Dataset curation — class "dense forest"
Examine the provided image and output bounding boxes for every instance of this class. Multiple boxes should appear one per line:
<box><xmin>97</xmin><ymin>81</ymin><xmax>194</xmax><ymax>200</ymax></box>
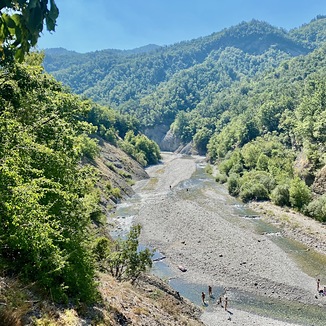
<box><xmin>43</xmin><ymin>16</ymin><xmax>326</xmax><ymax>222</ymax></box>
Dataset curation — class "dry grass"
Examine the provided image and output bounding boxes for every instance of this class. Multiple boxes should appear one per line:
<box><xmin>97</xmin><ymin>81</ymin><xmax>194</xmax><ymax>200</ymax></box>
<box><xmin>0</xmin><ymin>278</ymin><xmax>33</xmax><ymax>325</ymax></box>
<box><xmin>0</xmin><ymin>309</ymin><xmax>22</xmax><ymax>326</ymax></box>
<box><xmin>158</xmin><ymin>296</ymin><xmax>180</xmax><ymax>318</ymax></box>
<box><xmin>0</xmin><ymin>272</ymin><xmax>203</xmax><ymax>326</ymax></box>
<box><xmin>98</xmin><ymin>273</ymin><xmax>204</xmax><ymax>326</ymax></box>
<box><xmin>132</xmin><ymin>306</ymin><xmax>150</xmax><ymax>315</ymax></box>
<box><xmin>155</xmin><ymin>168</ymin><xmax>165</xmax><ymax>174</ymax></box>
<box><xmin>0</xmin><ymin>276</ymin><xmax>109</xmax><ymax>326</ymax></box>
<box><xmin>142</xmin><ymin>177</ymin><xmax>158</xmax><ymax>190</ymax></box>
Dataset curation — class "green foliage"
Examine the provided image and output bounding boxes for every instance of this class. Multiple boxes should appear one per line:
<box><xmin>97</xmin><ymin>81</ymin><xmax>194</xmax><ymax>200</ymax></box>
<box><xmin>289</xmin><ymin>16</ymin><xmax>326</xmax><ymax>49</ymax></box>
<box><xmin>0</xmin><ymin>56</ymin><xmax>99</xmax><ymax>302</ymax></box>
<box><xmin>80</xmin><ymin>136</ymin><xmax>99</xmax><ymax>159</ymax></box>
<box><xmin>104</xmin><ymin>181</ymin><xmax>121</xmax><ymax>202</ymax></box>
<box><xmin>193</xmin><ymin>127</ymin><xmax>212</xmax><ymax>154</ymax></box>
<box><xmin>111</xmin><ymin>187</ymin><xmax>121</xmax><ymax>200</ymax></box>
<box><xmin>244</xmin><ymin>171</ymin><xmax>276</xmax><ymax>192</ymax></box>
<box><xmin>270</xmin><ymin>184</ymin><xmax>290</xmax><ymax>207</ymax></box>
<box><xmin>219</xmin><ymin>150</ymin><xmax>243</xmax><ymax>176</ymax></box>
<box><xmin>219</xmin><ymin>134</ymin><xmax>297</xmax><ymax>206</ymax></box>
<box><xmin>238</xmin><ymin>171</ymin><xmax>274</xmax><ymax>202</ymax></box>
<box><xmin>204</xmin><ymin>164</ymin><xmax>213</xmax><ymax>175</ymax></box>
<box><xmin>86</xmin><ymin>104</ymin><xmax>141</xmax><ymax>144</ymax></box>
<box><xmin>171</xmin><ymin>111</ymin><xmax>196</xmax><ymax>143</ymax></box>
<box><xmin>43</xmin><ymin>19</ymin><xmax>306</xmax><ymax>128</ymax></box>
<box><xmin>0</xmin><ymin>0</ymin><xmax>59</xmax><ymax>62</ymax></box>
<box><xmin>93</xmin><ymin>237</ymin><xmax>111</xmax><ymax>265</ymax></box>
<box><xmin>94</xmin><ymin>225</ymin><xmax>153</xmax><ymax>283</ymax></box>
<box><xmin>119</xmin><ymin>131</ymin><xmax>161</xmax><ymax>167</ymax></box>
<box><xmin>305</xmin><ymin>194</ymin><xmax>326</xmax><ymax>222</ymax></box>
<box><xmin>289</xmin><ymin>177</ymin><xmax>312</xmax><ymax>211</ymax></box>
<box><xmin>118</xmin><ymin>169</ymin><xmax>132</xmax><ymax>179</ymax></box>
<box><xmin>227</xmin><ymin>174</ymin><xmax>240</xmax><ymax>196</ymax></box>
<box><xmin>239</xmin><ymin>181</ymin><xmax>269</xmax><ymax>203</ymax></box>
<box><xmin>215</xmin><ymin>172</ymin><xmax>227</xmax><ymax>184</ymax></box>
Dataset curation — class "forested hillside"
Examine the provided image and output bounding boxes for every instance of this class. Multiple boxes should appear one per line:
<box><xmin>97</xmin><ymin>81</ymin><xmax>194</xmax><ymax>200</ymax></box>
<box><xmin>43</xmin><ymin>16</ymin><xmax>326</xmax><ymax>223</ymax></box>
<box><xmin>0</xmin><ymin>51</ymin><xmax>161</xmax><ymax>324</ymax></box>
<box><xmin>0</xmin><ymin>2</ymin><xmax>163</xmax><ymax>322</ymax></box>
<box><xmin>0</xmin><ymin>50</ymin><xmax>160</xmax><ymax>300</ymax></box>
<box><xmin>44</xmin><ymin>19</ymin><xmax>311</xmax><ymax>112</ymax></box>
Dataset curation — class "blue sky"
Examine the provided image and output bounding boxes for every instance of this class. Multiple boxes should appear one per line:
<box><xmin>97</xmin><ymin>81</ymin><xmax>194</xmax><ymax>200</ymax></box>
<box><xmin>37</xmin><ymin>0</ymin><xmax>326</xmax><ymax>53</ymax></box>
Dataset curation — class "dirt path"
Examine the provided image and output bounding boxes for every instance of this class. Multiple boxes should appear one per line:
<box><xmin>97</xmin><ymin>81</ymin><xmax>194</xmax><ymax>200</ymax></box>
<box><xmin>133</xmin><ymin>153</ymin><xmax>326</xmax><ymax>325</ymax></box>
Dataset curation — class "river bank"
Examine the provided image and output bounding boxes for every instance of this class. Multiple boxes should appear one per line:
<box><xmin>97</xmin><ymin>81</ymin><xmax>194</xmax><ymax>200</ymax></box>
<box><xmin>131</xmin><ymin>152</ymin><xmax>326</xmax><ymax>325</ymax></box>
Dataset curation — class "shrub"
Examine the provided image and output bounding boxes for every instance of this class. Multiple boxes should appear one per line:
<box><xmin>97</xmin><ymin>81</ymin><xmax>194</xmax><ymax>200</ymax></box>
<box><xmin>229</xmin><ymin>162</ymin><xmax>244</xmax><ymax>175</ymax></box>
<box><xmin>215</xmin><ymin>172</ymin><xmax>227</xmax><ymax>184</ymax></box>
<box><xmin>241</xmin><ymin>171</ymin><xmax>276</xmax><ymax>193</ymax></box>
<box><xmin>305</xmin><ymin>194</ymin><xmax>326</xmax><ymax>222</ymax></box>
<box><xmin>219</xmin><ymin>159</ymin><xmax>233</xmax><ymax>176</ymax></box>
<box><xmin>205</xmin><ymin>164</ymin><xmax>213</xmax><ymax>174</ymax></box>
<box><xmin>120</xmin><ymin>131</ymin><xmax>161</xmax><ymax>167</ymax></box>
<box><xmin>239</xmin><ymin>181</ymin><xmax>269</xmax><ymax>203</ymax></box>
<box><xmin>219</xmin><ymin>150</ymin><xmax>243</xmax><ymax>176</ymax></box>
<box><xmin>289</xmin><ymin>177</ymin><xmax>312</xmax><ymax>211</ymax></box>
<box><xmin>95</xmin><ymin>225</ymin><xmax>154</xmax><ymax>284</ymax></box>
<box><xmin>118</xmin><ymin>170</ymin><xmax>132</xmax><ymax>179</ymax></box>
<box><xmin>104</xmin><ymin>127</ymin><xmax>117</xmax><ymax>145</ymax></box>
<box><xmin>111</xmin><ymin>187</ymin><xmax>121</xmax><ymax>200</ymax></box>
<box><xmin>227</xmin><ymin>174</ymin><xmax>240</xmax><ymax>196</ymax></box>
<box><xmin>81</xmin><ymin>136</ymin><xmax>99</xmax><ymax>159</ymax></box>
<box><xmin>256</xmin><ymin>153</ymin><xmax>269</xmax><ymax>171</ymax></box>
<box><xmin>270</xmin><ymin>184</ymin><xmax>290</xmax><ymax>207</ymax></box>
<box><xmin>93</xmin><ymin>237</ymin><xmax>111</xmax><ymax>271</ymax></box>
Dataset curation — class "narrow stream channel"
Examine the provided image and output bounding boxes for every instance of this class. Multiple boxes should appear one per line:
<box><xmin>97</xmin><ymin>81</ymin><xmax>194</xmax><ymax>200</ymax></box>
<box><xmin>110</xmin><ymin>158</ymin><xmax>326</xmax><ymax>326</ymax></box>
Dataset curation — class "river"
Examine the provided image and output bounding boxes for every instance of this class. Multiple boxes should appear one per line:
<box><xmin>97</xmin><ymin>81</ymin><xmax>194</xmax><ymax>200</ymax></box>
<box><xmin>110</xmin><ymin>153</ymin><xmax>326</xmax><ymax>326</ymax></box>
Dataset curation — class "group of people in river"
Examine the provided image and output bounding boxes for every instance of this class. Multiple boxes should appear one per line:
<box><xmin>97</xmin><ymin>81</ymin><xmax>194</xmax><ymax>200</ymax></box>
<box><xmin>201</xmin><ymin>286</ymin><xmax>229</xmax><ymax>311</ymax></box>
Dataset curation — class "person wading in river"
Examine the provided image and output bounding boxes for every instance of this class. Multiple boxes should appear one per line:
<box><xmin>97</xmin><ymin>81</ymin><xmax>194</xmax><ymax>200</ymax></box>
<box><xmin>201</xmin><ymin>292</ymin><xmax>206</xmax><ymax>305</ymax></box>
<box><xmin>208</xmin><ymin>285</ymin><xmax>213</xmax><ymax>297</ymax></box>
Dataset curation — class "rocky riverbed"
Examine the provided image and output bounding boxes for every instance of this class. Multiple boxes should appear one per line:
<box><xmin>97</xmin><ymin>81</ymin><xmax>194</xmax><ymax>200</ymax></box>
<box><xmin>130</xmin><ymin>152</ymin><xmax>326</xmax><ymax>326</ymax></box>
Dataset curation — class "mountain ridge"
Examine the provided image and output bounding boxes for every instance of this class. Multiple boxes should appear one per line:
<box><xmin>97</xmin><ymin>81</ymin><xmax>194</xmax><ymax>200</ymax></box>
<box><xmin>43</xmin><ymin>18</ymin><xmax>325</xmax><ymax>112</ymax></box>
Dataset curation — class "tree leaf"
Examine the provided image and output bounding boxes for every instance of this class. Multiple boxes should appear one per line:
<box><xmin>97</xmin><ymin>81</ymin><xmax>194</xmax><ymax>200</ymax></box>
<box><xmin>2</xmin><ymin>13</ymin><xmax>17</xmax><ymax>29</ymax></box>
<box><xmin>48</xmin><ymin>0</ymin><xmax>59</xmax><ymax>23</ymax></box>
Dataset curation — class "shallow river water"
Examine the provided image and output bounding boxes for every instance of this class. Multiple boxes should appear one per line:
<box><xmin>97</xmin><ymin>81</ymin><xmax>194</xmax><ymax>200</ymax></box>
<box><xmin>110</xmin><ymin>157</ymin><xmax>326</xmax><ymax>326</ymax></box>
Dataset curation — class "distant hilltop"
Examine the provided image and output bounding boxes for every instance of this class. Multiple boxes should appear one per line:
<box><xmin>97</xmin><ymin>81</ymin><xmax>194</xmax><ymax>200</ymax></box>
<box><xmin>43</xmin><ymin>44</ymin><xmax>161</xmax><ymax>55</ymax></box>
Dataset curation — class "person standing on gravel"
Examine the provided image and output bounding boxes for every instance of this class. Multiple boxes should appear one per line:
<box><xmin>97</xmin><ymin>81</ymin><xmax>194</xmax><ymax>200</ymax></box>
<box><xmin>224</xmin><ymin>296</ymin><xmax>228</xmax><ymax>311</ymax></box>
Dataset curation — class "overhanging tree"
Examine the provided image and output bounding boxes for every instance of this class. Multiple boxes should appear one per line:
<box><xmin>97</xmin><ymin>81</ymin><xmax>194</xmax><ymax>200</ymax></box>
<box><xmin>0</xmin><ymin>0</ymin><xmax>59</xmax><ymax>61</ymax></box>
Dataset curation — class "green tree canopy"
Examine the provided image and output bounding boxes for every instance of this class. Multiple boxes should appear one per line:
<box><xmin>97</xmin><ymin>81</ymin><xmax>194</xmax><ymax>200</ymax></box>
<box><xmin>0</xmin><ymin>0</ymin><xmax>59</xmax><ymax>61</ymax></box>
<box><xmin>0</xmin><ymin>55</ymin><xmax>99</xmax><ymax>302</ymax></box>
